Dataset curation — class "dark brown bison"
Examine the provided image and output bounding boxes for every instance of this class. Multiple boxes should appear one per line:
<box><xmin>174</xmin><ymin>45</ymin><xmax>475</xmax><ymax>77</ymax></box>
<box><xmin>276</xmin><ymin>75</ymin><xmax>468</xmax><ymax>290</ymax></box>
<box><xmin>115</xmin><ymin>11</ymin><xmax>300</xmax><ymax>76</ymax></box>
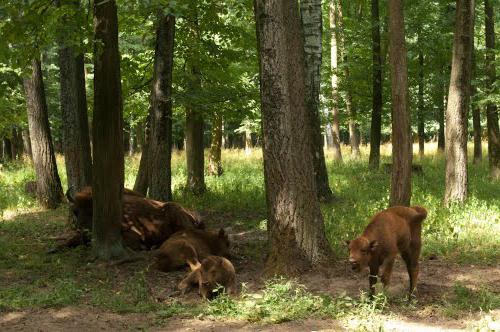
<box><xmin>51</xmin><ymin>187</ymin><xmax>204</xmax><ymax>252</ymax></box>
<box><xmin>346</xmin><ymin>206</ymin><xmax>427</xmax><ymax>298</ymax></box>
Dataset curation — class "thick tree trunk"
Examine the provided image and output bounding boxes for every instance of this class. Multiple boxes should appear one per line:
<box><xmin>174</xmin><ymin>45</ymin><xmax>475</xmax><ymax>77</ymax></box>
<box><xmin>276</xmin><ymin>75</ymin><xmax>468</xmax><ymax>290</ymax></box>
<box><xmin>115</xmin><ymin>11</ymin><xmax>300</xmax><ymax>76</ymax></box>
<box><xmin>329</xmin><ymin>0</ymin><xmax>342</xmax><ymax>163</ymax></box>
<box><xmin>148</xmin><ymin>13</ymin><xmax>175</xmax><ymax>201</ymax></box>
<box><xmin>471</xmin><ymin>50</ymin><xmax>482</xmax><ymax>164</ymax></box>
<box><xmin>255</xmin><ymin>0</ymin><xmax>332</xmax><ymax>276</ymax></box>
<box><xmin>444</xmin><ymin>0</ymin><xmax>474</xmax><ymax>205</ymax></box>
<box><xmin>22</xmin><ymin>128</ymin><xmax>33</xmax><ymax>159</ymax></box>
<box><xmin>133</xmin><ymin>115</ymin><xmax>150</xmax><ymax>195</ymax></box>
<box><xmin>388</xmin><ymin>0</ymin><xmax>412</xmax><ymax>207</ymax></box>
<box><xmin>185</xmin><ymin>66</ymin><xmax>206</xmax><ymax>195</ymax></box>
<box><xmin>92</xmin><ymin>0</ymin><xmax>126</xmax><ymax>260</ymax></box>
<box><xmin>369</xmin><ymin>0</ymin><xmax>383</xmax><ymax>169</ymax></box>
<box><xmin>208</xmin><ymin>112</ymin><xmax>223</xmax><ymax>176</ymax></box>
<box><xmin>23</xmin><ymin>59</ymin><xmax>64</xmax><ymax>209</ymax></box>
<box><xmin>417</xmin><ymin>50</ymin><xmax>425</xmax><ymax>158</ymax></box>
<box><xmin>299</xmin><ymin>0</ymin><xmax>333</xmax><ymax>201</ymax></box>
<box><xmin>484</xmin><ymin>0</ymin><xmax>499</xmax><ymax>179</ymax></box>
<box><xmin>58</xmin><ymin>0</ymin><xmax>93</xmax><ymax>197</ymax></box>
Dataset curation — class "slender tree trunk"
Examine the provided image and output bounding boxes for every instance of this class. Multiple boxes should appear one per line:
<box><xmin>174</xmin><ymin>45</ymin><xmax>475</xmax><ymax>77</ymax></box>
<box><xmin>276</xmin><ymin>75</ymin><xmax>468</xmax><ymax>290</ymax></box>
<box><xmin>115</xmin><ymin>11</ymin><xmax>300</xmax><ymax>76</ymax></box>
<box><xmin>133</xmin><ymin>115</ymin><xmax>150</xmax><ymax>195</ymax></box>
<box><xmin>10</xmin><ymin>128</ymin><xmax>19</xmax><ymax>159</ymax></box>
<box><xmin>208</xmin><ymin>112</ymin><xmax>223</xmax><ymax>176</ymax></box>
<box><xmin>23</xmin><ymin>59</ymin><xmax>64</xmax><ymax>209</ymax></box>
<box><xmin>484</xmin><ymin>0</ymin><xmax>499</xmax><ymax>179</ymax></box>
<box><xmin>388</xmin><ymin>0</ymin><xmax>412</xmax><ymax>207</ymax></box>
<box><xmin>148</xmin><ymin>13</ymin><xmax>175</xmax><ymax>201</ymax></box>
<box><xmin>92</xmin><ymin>0</ymin><xmax>126</xmax><ymax>260</ymax></box>
<box><xmin>185</xmin><ymin>64</ymin><xmax>206</xmax><ymax>195</ymax></box>
<box><xmin>417</xmin><ymin>50</ymin><xmax>425</xmax><ymax>158</ymax></box>
<box><xmin>329</xmin><ymin>0</ymin><xmax>342</xmax><ymax>163</ymax></box>
<box><xmin>3</xmin><ymin>138</ymin><xmax>13</xmax><ymax>161</ymax></box>
<box><xmin>299</xmin><ymin>0</ymin><xmax>333</xmax><ymax>201</ymax></box>
<box><xmin>444</xmin><ymin>0</ymin><xmax>474</xmax><ymax>205</ymax></box>
<box><xmin>471</xmin><ymin>49</ymin><xmax>482</xmax><ymax>164</ymax></box>
<box><xmin>22</xmin><ymin>128</ymin><xmax>32</xmax><ymax>159</ymax></box>
<box><xmin>254</xmin><ymin>0</ymin><xmax>332</xmax><ymax>276</ymax></box>
<box><xmin>57</xmin><ymin>0</ymin><xmax>92</xmax><ymax>197</ymax></box>
<box><xmin>369</xmin><ymin>0</ymin><xmax>383</xmax><ymax>169</ymax></box>
<box><xmin>437</xmin><ymin>74</ymin><xmax>446</xmax><ymax>152</ymax></box>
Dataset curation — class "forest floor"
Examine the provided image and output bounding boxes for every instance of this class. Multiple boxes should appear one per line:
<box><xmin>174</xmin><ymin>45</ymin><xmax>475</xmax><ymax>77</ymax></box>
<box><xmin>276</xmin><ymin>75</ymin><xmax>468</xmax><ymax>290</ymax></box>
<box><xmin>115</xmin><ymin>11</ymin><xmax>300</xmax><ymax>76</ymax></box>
<box><xmin>1</xmin><ymin>145</ymin><xmax>499</xmax><ymax>331</ymax></box>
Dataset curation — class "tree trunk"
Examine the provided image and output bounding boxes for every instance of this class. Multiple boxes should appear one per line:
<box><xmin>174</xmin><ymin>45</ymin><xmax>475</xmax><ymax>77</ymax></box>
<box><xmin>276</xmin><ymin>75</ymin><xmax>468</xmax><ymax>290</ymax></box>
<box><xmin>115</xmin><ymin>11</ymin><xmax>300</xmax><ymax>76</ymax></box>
<box><xmin>329</xmin><ymin>0</ymin><xmax>342</xmax><ymax>163</ymax></box>
<box><xmin>208</xmin><ymin>112</ymin><xmax>223</xmax><ymax>176</ymax></box>
<box><xmin>369</xmin><ymin>0</ymin><xmax>383</xmax><ymax>169</ymax></box>
<box><xmin>2</xmin><ymin>137</ymin><xmax>13</xmax><ymax>161</ymax></box>
<box><xmin>388</xmin><ymin>0</ymin><xmax>412</xmax><ymax>207</ymax></box>
<box><xmin>484</xmin><ymin>0</ymin><xmax>499</xmax><ymax>179</ymax></box>
<box><xmin>148</xmin><ymin>13</ymin><xmax>175</xmax><ymax>202</ymax></box>
<box><xmin>185</xmin><ymin>66</ymin><xmax>206</xmax><ymax>195</ymax></box>
<box><xmin>92</xmin><ymin>0</ymin><xmax>126</xmax><ymax>260</ymax></box>
<box><xmin>299</xmin><ymin>0</ymin><xmax>333</xmax><ymax>201</ymax></box>
<box><xmin>444</xmin><ymin>0</ymin><xmax>474</xmax><ymax>205</ymax></box>
<box><xmin>22</xmin><ymin>128</ymin><xmax>33</xmax><ymax>159</ymax></box>
<box><xmin>23</xmin><ymin>59</ymin><xmax>64</xmax><ymax>209</ymax></box>
<box><xmin>471</xmin><ymin>48</ymin><xmax>482</xmax><ymax>164</ymax></box>
<box><xmin>57</xmin><ymin>0</ymin><xmax>93</xmax><ymax>197</ymax></box>
<box><xmin>417</xmin><ymin>50</ymin><xmax>425</xmax><ymax>158</ymax></box>
<box><xmin>254</xmin><ymin>0</ymin><xmax>332</xmax><ymax>276</ymax></box>
<box><xmin>437</xmin><ymin>74</ymin><xmax>446</xmax><ymax>152</ymax></box>
<box><xmin>133</xmin><ymin>115</ymin><xmax>150</xmax><ymax>195</ymax></box>
<box><xmin>10</xmin><ymin>128</ymin><xmax>19</xmax><ymax>159</ymax></box>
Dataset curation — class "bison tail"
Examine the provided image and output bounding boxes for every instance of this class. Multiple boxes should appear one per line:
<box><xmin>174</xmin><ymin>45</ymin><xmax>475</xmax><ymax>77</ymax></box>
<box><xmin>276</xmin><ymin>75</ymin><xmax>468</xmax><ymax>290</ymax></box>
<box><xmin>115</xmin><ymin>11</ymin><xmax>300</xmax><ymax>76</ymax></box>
<box><xmin>410</xmin><ymin>206</ymin><xmax>427</xmax><ymax>223</ymax></box>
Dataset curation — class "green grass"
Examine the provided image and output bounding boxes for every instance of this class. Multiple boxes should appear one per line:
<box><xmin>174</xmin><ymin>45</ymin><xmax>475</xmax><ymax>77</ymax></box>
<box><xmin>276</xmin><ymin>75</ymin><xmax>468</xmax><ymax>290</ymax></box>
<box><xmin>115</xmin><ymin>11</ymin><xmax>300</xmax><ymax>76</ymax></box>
<box><xmin>0</xmin><ymin>143</ymin><xmax>499</xmax><ymax>322</ymax></box>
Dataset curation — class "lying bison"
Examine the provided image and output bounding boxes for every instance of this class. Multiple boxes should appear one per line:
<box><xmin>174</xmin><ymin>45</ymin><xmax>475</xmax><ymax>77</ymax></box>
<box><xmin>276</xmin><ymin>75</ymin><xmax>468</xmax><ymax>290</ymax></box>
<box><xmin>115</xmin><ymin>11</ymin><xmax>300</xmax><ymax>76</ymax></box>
<box><xmin>51</xmin><ymin>186</ymin><xmax>204</xmax><ymax>252</ymax></box>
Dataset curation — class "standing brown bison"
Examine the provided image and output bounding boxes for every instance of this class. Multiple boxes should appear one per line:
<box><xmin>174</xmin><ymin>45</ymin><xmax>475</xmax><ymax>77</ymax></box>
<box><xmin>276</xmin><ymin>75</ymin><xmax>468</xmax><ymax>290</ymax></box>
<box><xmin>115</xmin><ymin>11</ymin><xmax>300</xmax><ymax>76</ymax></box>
<box><xmin>346</xmin><ymin>206</ymin><xmax>427</xmax><ymax>298</ymax></box>
<box><xmin>52</xmin><ymin>186</ymin><xmax>204</xmax><ymax>252</ymax></box>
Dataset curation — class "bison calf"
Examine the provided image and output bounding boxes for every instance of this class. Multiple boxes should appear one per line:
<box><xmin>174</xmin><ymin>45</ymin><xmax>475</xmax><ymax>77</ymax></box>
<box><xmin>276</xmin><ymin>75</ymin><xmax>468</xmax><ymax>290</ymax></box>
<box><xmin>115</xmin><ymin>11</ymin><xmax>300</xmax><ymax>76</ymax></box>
<box><xmin>178</xmin><ymin>256</ymin><xmax>237</xmax><ymax>300</ymax></box>
<box><xmin>346</xmin><ymin>206</ymin><xmax>427</xmax><ymax>298</ymax></box>
<box><xmin>155</xmin><ymin>228</ymin><xmax>230</xmax><ymax>272</ymax></box>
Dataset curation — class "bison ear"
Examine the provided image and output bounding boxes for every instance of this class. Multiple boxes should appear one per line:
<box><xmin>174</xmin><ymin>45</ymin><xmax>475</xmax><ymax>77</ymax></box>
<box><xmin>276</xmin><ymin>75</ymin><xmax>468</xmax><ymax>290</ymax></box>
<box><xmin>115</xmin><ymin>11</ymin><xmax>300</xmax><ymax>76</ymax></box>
<box><xmin>218</xmin><ymin>228</ymin><xmax>226</xmax><ymax>238</ymax></box>
<box><xmin>345</xmin><ymin>240</ymin><xmax>351</xmax><ymax>246</ymax></box>
<box><xmin>369</xmin><ymin>240</ymin><xmax>379</xmax><ymax>251</ymax></box>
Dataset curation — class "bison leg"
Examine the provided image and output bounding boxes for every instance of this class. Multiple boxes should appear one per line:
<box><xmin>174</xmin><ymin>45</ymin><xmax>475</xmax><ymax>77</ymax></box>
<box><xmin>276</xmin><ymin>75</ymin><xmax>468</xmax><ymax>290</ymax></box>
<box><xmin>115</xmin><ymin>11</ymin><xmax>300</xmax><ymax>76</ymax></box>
<box><xmin>368</xmin><ymin>264</ymin><xmax>380</xmax><ymax>297</ymax></box>
<box><xmin>380</xmin><ymin>256</ymin><xmax>395</xmax><ymax>288</ymax></box>
<box><xmin>47</xmin><ymin>231</ymin><xmax>90</xmax><ymax>254</ymax></box>
<box><xmin>402</xmin><ymin>249</ymin><xmax>420</xmax><ymax>299</ymax></box>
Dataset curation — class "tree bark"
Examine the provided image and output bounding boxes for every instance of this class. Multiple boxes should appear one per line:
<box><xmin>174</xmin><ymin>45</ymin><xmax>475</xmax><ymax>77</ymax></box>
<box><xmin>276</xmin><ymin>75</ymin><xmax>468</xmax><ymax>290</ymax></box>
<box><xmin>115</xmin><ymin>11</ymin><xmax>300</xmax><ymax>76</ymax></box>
<box><xmin>471</xmin><ymin>48</ymin><xmax>482</xmax><ymax>164</ymax></box>
<box><xmin>92</xmin><ymin>0</ymin><xmax>126</xmax><ymax>260</ymax></box>
<box><xmin>185</xmin><ymin>66</ymin><xmax>206</xmax><ymax>195</ymax></box>
<box><xmin>57</xmin><ymin>0</ymin><xmax>93</xmax><ymax>197</ymax></box>
<box><xmin>255</xmin><ymin>0</ymin><xmax>332</xmax><ymax>276</ymax></box>
<box><xmin>299</xmin><ymin>0</ymin><xmax>333</xmax><ymax>201</ymax></box>
<box><xmin>329</xmin><ymin>0</ymin><xmax>342</xmax><ymax>163</ymax></box>
<box><xmin>417</xmin><ymin>49</ymin><xmax>425</xmax><ymax>158</ymax></box>
<box><xmin>23</xmin><ymin>59</ymin><xmax>64</xmax><ymax>209</ymax></box>
<box><xmin>208</xmin><ymin>112</ymin><xmax>223</xmax><ymax>176</ymax></box>
<box><xmin>2</xmin><ymin>137</ymin><xmax>13</xmax><ymax>161</ymax></box>
<box><xmin>133</xmin><ymin>115</ymin><xmax>150</xmax><ymax>195</ymax></box>
<box><xmin>444</xmin><ymin>0</ymin><xmax>474</xmax><ymax>205</ymax></box>
<box><xmin>148</xmin><ymin>13</ymin><xmax>175</xmax><ymax>201</ymax></box>
<box><xmin>369</xmin><ymin>0</ymin><xmax>383</xmax><ymax>169</ymax></box>
<box><xmin>388</xmin><ymin>0</ymin><xmax>412</xmax><ymax>207</ymax></box>
<box><xmin>484</xmin><ymin>0</ymin><xmax>499</xmax><ymax>179</ymax></box>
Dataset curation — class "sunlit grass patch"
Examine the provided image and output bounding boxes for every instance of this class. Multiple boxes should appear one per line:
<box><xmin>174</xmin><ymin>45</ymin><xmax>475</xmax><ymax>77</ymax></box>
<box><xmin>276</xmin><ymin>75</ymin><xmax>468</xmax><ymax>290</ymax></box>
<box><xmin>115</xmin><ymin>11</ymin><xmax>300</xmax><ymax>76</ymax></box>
<box><xmin>442</xmin><ymin>283</ymin><xmax>500</xmax><ymax>318</ymax></box>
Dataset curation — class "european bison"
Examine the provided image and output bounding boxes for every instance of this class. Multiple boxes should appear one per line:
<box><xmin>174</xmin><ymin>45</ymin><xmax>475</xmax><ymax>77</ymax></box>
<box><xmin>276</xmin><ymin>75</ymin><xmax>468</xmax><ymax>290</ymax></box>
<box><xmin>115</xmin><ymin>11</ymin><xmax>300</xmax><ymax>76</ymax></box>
<box><xmin>178</xmin><ymin>255</ymin><xmax>237</xmax><ymax>299</ymax></box>
<box><xmin>346</xmin><ymin>206</ymin><xmax>427</xmax><ymax>298</ymax></box>
<box><xmin>53</xmin><ymin>186</ymin><xmax>204</xmax><ymax>252</ymax></box>
<box><xmin>155</xmin><ymin>228</ymin><xmax>230</xmax><ymax>272</ymax></box>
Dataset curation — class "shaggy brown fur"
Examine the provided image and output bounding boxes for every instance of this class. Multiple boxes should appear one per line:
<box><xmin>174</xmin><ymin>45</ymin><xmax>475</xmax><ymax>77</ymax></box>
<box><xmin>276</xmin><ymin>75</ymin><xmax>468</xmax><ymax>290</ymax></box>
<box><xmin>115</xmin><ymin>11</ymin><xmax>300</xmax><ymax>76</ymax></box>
<box><xmin>52</xmin><ymin>187</ymin><xmax>204</xmax><ymax>252</ymax></box>
<box><xmin>178</xmin><ymin>256</ymin><xmax>237</xmax><ymax>299</ymax></box>
<box><xmin>155</xmin><ymin>229</ymin><xmax>230</xmax><ymax>272</ymax></box>
<box><xmin>346</xmin><ymin>206</ymin><xmax>427</xmax><ymax>298</ymax></box>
